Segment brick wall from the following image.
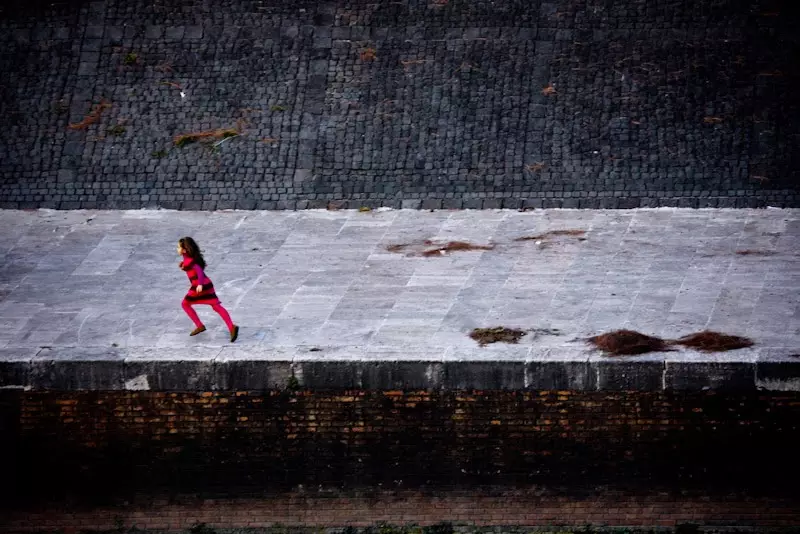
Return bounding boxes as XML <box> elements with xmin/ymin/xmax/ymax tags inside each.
<box><xmin>2</xmin><ymin>389</ymin><xmax>800</xmax><ymax>528</ymax></box>
<box><xmin>4</xmin><ymin>494</ymin><xmax>800</xmax><ymax>531</ymax></box>
<box><xmin>0</xmin><ymin>0</ymin><xmax>797</xmax><ymax>210</ymax></box>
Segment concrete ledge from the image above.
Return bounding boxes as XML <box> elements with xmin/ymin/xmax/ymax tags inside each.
<box><xmin>1</xmin><ymin>209</ymin><xmax>797</xmax><ymax>392</ymax></box>
<box><xmin>2</xmin><ymin>346</ymin><xmax>798</xmax><ymax>392</ymax></box>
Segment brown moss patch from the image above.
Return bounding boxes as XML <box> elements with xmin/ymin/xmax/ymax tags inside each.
<box><xmin>588</xmin><ymin>329</ymin><xmax>669</xmax><ymax>356</ymax></box>
<box><xmin>470</xmin><ymin>327</ymin><xmax>526</xmax><ymax>346</ymax></box>
<box><xmin>674</xmin><ymin>331</ymin><xmax>754</xmax><ymax>352</ymax></box>
<box><xmin>736</xmin><ymin>250</ymin><xmax>776</xmax><ymax>256</ymax></box>
<box><xmin>68</xmin><ymin>99</ymin><xmax>111</xmax><ymax>130</ymax></box>
<box><xmin>422</xmin><ymin>241</ymin><xmax>494</xmax><ymax>257</ymax></box>
<box><xmin>515</xmin><ymin>229</ymin><xmax>586</xmax><ymax>242</ymax></box>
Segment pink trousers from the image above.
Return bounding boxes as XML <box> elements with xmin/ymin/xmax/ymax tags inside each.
<box><xmin>181</xmin><ymin>299</ymin><xmax>235</xmax><ymax>332</ymax></box>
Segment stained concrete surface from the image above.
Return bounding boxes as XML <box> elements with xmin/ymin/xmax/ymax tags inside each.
<box><xmin>0</xmin><ymin>208</ymin><xmax>798</xmax><ymax>390</ymax></box>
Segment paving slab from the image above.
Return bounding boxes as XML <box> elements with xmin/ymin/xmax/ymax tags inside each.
<box><xmin>0</xmin><ymin>208</ymin><xmax>798</xmax><ymax>391</ymax></box>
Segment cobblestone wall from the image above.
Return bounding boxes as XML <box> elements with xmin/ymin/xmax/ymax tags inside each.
<box><xmin>0</xmin><ymin>0</ymin><xmax>797</xmax><ymax>210</ymax></box>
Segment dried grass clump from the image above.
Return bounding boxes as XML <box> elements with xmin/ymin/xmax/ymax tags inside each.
<box><xmin>400</xmin><ymin>59</ymin><xmax>428</xmax><ymax>70</ymax></box>
<box><xmin>588</xmin><ymin>329</ymin><xmax>669</xmax><ymax>356</ymax></box>
<box><xmin>470</xmin><ymin>327</ymin><xmax>526</xmax><ymax>346</ymax></box>
<box><xmin>173</xmin><ymin>128</ymin><xmax>239</xmax><ymax>147</ymax></box>
<box><xmin>675</xmin><ymin>331</ymin><xmax>754</xmax><ymax>352</ymax></box>
<box><xmin>422</xmin><ymin>241</ymin><xmax>494</xmax><ymax>256</ymax></box>
<box><xmin>515</xmin><ymin>229</ymin><xmax>586</xmax><ymax>241</ymax></box>
<box><xmin>360</xmin><ymin>48</ymin><xmax>377</xmax><ymax>61</ymax></box>
<box><xmin>68</xmin><ymin>99</ymin><xmax>111</xmax><ymax>130</ymax></box>
<box><xmin>525</xmin><ymin>162</ymin><xmax>547</xmax><ymax>172</ymax></box>
<box><xmin>387</xmin><ymin>239</ymin><xmax>494</xmax><ymax>257</ymax></box>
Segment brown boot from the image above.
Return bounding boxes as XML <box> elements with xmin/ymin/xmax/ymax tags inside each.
<box><xmin>230</xmin><ymin>325</ymin><xmax>239</xmax><ymax>343</ymax></box>
<box><xmin>190</xmin><ymin>325</ymin><xmax>206</xmax><ymax>336</ymax></box>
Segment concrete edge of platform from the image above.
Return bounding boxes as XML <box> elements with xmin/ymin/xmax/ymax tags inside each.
<box><xmin>1</xmin><ymin>346</ymin><xmax>798</xmax><ymax>392</ymax></box>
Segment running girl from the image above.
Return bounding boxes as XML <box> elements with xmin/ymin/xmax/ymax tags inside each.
<box><xmin>177</xmin><ymin>237</ymin><xmax>239</xmax><ymax>342</ymax></box>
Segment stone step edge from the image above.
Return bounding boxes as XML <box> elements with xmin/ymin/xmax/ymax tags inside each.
<box><xmin>2</xmin><ymin>352</ymin><xmax>799</xmax><ymax>392</ymax></box>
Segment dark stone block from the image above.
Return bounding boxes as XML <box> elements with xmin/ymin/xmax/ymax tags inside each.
<box><xmin>361</xmin><ymin>362</ymin><xmax>442</xmax><ymax>389</ymax></box>
<box><xmin>442</xmin><ymin>362</ymin><xmax>525</xmax><ymax>390</ymax></box>
<box><xmin>57</xmin><ymin>169</ymin><xmax>75</xmax><ymax>183</ymax></box>
<box><xmin>594</xmin><ymin>361</ymin><xmax>664</xmax><ymax>391</ymax></box>
<box><xmin>331</xmin><ymin>27</ymin><xmax>350</xmax><ymax>40</ymax></box>
<box><xmin>665</xmin><ymin>362</ymin><xmax>756</xmax><ymax>391</ymax></box>
<box><xmin>123</xmin><ymin>361</ymin><xmax>216</xmax><ymax>391</ymax></box>
<box><xmin>296</xmin><ymin>361</ymin><xmax>363</xmax><ymax>389</ymax></box>
<box><xmin>0</xmin><ymin>361</ymin><xmax>28</xmax><ymax>389</ymax></box>
<box><xmin>214</xmin><ymin>360</ymin><xmax>292</xmax><ymax>390</ymax></box>
<box><xmin>185</xmin><ymin>26</ymin><xmax>203</xmax><ymax>39</ymax></box>
<box><xmin>85</xmin><ymin>25</ymin><xmax>104</xmax><ymax>39</ymax></box>
<box><xmin>526</xmin><ymin>361</ymin><xmax>594</xmax><ymax>390</ymax></box>
<box><xmin>165</xmin><ymin>26</ymin><xmax>185</xmax><ymax>40</ymax></box>
<box><xmin>30</xmin><ymin>361</ymin><xmax>124</xmax><ymax>390</ymax></box>
<box><xmin>401</xmin><ymin>199</ymin><xmax>422</xmax><ymax>209</ymax></box>
<box><xmin>145</xmin><ymin>25</ymin><xmax>163</xmax><ymax>39</ymax></box>
<box><xmin>618</xmin><ymin>198</ymin><xmax>640</xmax><ymax>209</ymax></box>
<box><xmin>236</xmin><ymin>198</ymin><xmax>257</xmax><ymax>210</ymax></box>
<box><xmin>327</xmin><ymin>199</ymin><xmax>349</xmax><ymax>210</ymax></box>
<box><xmin>523</xmin><ymin>199</ymin><xmax>544</xmax><ymax>209</ymax></box>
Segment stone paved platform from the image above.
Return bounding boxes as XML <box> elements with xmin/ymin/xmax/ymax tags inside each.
<box><xmin>0</xmin><ymin>208</ymin><xmax>798</xmax><ymax>391</ymax></box>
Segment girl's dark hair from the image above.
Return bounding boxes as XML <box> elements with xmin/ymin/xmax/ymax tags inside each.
<box><xmin>179</xmin><ymin>237</ymin><xmax>207</xmax><ymax>269</ymax></box>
